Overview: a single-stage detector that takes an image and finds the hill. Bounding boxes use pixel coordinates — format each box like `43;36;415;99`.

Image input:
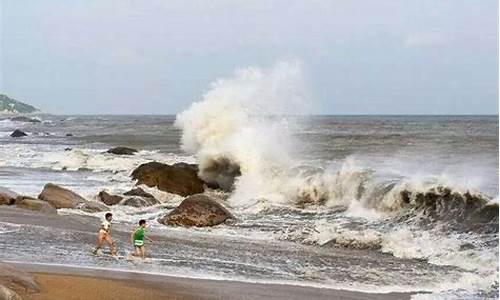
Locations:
0;94;39;114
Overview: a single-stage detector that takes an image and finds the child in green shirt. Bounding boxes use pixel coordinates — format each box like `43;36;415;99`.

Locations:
130;219;154;259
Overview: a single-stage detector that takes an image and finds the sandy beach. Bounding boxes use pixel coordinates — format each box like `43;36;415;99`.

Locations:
9;262;412;300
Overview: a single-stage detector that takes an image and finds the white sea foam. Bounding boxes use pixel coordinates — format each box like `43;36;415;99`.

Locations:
302;218;498;297
0;143;194;173
175;60;309;208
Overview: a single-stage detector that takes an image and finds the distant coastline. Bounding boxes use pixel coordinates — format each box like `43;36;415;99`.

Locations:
0;94;39;114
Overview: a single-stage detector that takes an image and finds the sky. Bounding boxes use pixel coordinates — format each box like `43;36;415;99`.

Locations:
0;0;498;115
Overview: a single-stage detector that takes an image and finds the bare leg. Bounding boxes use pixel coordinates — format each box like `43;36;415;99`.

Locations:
94;231;106;254
131;246;141;257
104;235;116;255
140;246;146;259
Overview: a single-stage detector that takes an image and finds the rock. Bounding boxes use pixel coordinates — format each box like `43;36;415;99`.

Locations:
38;183;87;209
120;197;160;208
0;188;18;206
198;157;241;191
10;116;41;123
65;133;73;137
158;194;233;227
107;147;138;155
172;162;199;172
0;262;39;295
0;285;22;300
131;162;204;197
77;201;107;213
123;188;155;199
98;191;123;206
15;197;57;214
10;130;27;138
64;147;72;151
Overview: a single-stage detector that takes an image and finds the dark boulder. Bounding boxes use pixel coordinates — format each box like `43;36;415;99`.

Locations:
131;162;204;196
38;183;87;209
98;191;123;206
10;130;27;138
158;194;232;227
65;133;74;137
107;147;138;155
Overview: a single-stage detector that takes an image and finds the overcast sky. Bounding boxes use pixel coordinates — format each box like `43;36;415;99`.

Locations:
1;0;498;114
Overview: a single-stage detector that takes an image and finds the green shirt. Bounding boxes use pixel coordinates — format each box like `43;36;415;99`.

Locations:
133;227;145;241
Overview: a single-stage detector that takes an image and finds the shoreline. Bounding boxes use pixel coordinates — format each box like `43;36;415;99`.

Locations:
8;262;414;300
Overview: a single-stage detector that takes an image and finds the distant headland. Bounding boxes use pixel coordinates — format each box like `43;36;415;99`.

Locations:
0;94;39;114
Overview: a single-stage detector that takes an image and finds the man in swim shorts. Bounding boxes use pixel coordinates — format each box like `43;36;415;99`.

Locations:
130;219;154;259
94;212;116;255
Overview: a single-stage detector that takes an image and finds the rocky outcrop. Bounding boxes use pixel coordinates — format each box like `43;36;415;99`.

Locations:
10;130;27;138
131;162;204;196
14;197;57;214
98;191;123;206
107;147;138;155
0;187;57;214
0;262;39;297
158;194;232;227
120;197;160;208
37;183;105;212
38;183;87;209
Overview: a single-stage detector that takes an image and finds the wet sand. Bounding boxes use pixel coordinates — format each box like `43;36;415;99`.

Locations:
11;262;412;300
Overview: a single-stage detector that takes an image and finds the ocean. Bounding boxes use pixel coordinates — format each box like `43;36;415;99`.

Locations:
0;114;498;299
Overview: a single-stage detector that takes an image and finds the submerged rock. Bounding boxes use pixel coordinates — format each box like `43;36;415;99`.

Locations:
107;147;138;155
120;196;160;208
77;201;107;213
10;130;27;138
123;187;155;199
158;194;232;227
10;116;41;123
38;183;87;209
131;162;204;196
98;191;123;206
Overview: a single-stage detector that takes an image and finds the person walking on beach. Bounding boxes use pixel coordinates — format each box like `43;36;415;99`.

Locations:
130;219;154;259
93;212;116;256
